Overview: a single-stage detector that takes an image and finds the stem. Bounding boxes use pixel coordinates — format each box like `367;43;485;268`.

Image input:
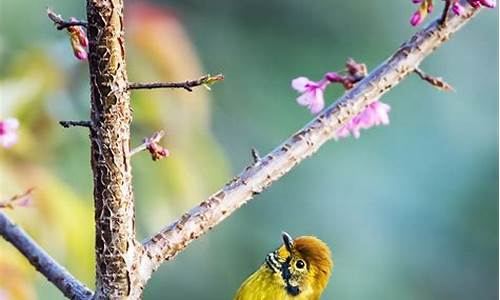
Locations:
128;74;224;92
414;67;454;91
140;2;480;282
441;0;452;25
85;1;143;298
59;120;92;128
0;212;93;300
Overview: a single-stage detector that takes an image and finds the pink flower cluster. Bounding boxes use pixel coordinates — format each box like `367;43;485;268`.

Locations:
336;101;391;139
410;0;496;26
452;0;496;15
291;58;391;140
410;0;434;26
0;118;19;148
292;58;368;114
67;18;88;60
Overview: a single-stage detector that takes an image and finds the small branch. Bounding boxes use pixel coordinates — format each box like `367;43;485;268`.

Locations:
47;8;87;30
440;0;452;25
414;67;454;91
139;2;480;283
59;120;92;128
128;74;224;92
0;212;93;299
251;148;261;164
0;188;34;209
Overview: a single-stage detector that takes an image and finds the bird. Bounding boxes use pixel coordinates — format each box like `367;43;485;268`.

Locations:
233;232;333;300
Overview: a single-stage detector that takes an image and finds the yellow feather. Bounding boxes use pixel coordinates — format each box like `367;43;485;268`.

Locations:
234;235;333;300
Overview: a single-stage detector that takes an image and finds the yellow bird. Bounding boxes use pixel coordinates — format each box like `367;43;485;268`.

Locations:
234;232;333;300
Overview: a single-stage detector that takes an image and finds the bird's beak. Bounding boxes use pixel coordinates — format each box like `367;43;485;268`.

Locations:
282;232;294;252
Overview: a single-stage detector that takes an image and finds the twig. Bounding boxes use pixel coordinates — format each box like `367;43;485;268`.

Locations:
128;74;224;92
0;188;35;209
0;212;93;299
139;3;480;283
47;8;87;30
414;67;454;91
440;0;452;25
59;120;92;128
251;148;261;164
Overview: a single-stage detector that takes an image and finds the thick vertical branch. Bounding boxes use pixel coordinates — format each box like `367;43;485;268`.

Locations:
86;1;142;298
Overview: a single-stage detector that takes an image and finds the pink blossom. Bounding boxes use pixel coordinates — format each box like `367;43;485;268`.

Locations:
335;100;391;139
69;18;88;47
476;0;496;7
325;72;344;83
145;133;170;161
73;45;88;60
292;77;329;114
410;10;425;26
467;0;481;7
67;18;88;60
17;196;33;207
427;3;434;12
452;2;466;14
0;118;19;148
453;0;495;15
409;0;432;26
410;0;495;26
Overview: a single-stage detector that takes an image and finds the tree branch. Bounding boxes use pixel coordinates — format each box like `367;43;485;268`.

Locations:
127;74;224;92
139;2;481;282
0;212;93;300
59;120;92;129
86;1;143;298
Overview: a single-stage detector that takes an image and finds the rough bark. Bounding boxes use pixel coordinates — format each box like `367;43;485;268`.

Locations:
86;0;143;298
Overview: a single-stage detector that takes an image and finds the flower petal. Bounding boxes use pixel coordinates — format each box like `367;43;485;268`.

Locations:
0;132;18;148
2;118;19;130
336;126;351;139
291;77;312;92
309;90;325;114
296;93;312;106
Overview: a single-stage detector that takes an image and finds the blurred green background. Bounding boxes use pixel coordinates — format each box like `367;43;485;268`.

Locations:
0;0;498;299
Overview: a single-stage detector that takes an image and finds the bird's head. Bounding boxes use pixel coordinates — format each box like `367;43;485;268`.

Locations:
265;232;333;297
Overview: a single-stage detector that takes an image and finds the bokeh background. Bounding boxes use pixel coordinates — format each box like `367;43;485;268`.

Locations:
0;0;498;299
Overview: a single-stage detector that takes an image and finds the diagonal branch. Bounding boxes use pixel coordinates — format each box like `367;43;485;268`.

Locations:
0;212;93;300
139;2;481;282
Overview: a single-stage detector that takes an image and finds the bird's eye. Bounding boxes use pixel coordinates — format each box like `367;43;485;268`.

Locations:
295;259;305;269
